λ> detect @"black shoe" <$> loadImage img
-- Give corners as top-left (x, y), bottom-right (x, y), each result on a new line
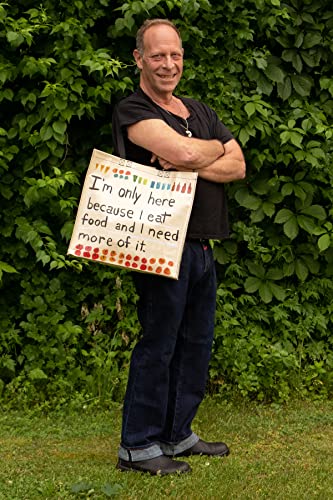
top-left (171, 439), bottom-right (230, 457)
top-left (116, 455), bottom-right (191, 475)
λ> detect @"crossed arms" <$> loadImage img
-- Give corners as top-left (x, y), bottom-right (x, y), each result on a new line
top-left (127, 118), bottom-right (246, 183)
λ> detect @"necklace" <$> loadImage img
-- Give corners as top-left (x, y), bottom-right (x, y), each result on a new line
top-left (157, 98), bottom-right (193, 137)
top-left (174, 98), bottom-right (192, 137)
top-left (180, 117), bottom-right (192, 137)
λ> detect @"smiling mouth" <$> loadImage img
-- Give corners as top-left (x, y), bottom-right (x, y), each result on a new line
top-left (158, 75), bottom-right (177, 81)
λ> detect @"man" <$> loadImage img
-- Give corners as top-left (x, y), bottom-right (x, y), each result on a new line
top-left (112, 19), bottom-right (246, 476)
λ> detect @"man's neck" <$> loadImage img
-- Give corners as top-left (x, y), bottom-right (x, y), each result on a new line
top-left (139, 84), bottom-right (174, 106)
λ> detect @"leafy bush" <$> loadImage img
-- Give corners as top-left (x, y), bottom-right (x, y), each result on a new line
top-left (0, 0), bottom-right (332, 406)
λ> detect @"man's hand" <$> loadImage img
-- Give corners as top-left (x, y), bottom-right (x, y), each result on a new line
top-left (151, 154), bottom-right (188, 171)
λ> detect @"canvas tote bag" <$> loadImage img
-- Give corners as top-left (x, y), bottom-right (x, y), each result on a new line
top-left (68, 149), bottom-right (197, 279)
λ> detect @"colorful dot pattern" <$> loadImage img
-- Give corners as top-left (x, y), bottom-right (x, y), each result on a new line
top-left (95, 163), bottom-right (193, 194)
top-left (74, 244), bottom-right (175, 277)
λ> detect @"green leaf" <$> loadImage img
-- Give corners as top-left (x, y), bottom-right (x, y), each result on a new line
top-left (282, 49), bottom-right (302, 72)
top-left (1, 357), bottom-right (16, 373)
top-left (235, 189), bottom-right (261, 210)
top-left (60, 221), bottom-right (74, 241)
top-left (238, 128), bottom-right (250, 145)
top-left (70, 481), bottom-right (94, 494)
top-left (295, 33), bottom-right (304, 48)
top-left (301, 205), bottom-right (326, 220)
top-left (52, 120), bottom-right (67, 135)
top-left (293, 185), bottom-right (307, 202)
top-left (295, 260), bottom-right (308, 281)
top-left (318, 234), bottom-right (331, 252)
top-left (281, 183), bottom-right (293, 196)
top-left (0, 261), bottom-right (18, 274)
top-left (101, 483), bottom-right (123, 496)
top-left (269, 282), bottom-right (286, 301)
top-left (275, 209), bottom-right (293, 224)
top-left (297, 215), bottom-right (316, 234)
top-left (247, 262), bottom-right (266, 278)
top-left (266, 267), bottom-right (284, 280)
top-left (6, 31), bottom-right (24, 46)
top-left (291, 75), bottom-right (313, 97)
top-left (301, 51), bottom-right (321, 68)
top-left (281, 130), bottom-right (304, 148)
top-left (37, 145), bottom-right (50, 162)
top-left (252, 179), bottom-right (271, 195)
top-left (262, 201), bottom-right (275, 217)
top-left (264, 64), bottom-right (285, 83)
top-left (283, 262), bottom-right (295, 277)
top-left (284, 217), bottom-right (299, 240)
top-left (256, 75), bottom-right (273, 95)
top-left (28, 368), bottom-right (48, 381)
top-left (40, 125), bottom-right (53, 142)
top-left (244, 276), bottom-right (261, 293)
top-left (1, 88), bottom-right (14, 101)
top-left (259, 283), bottom-right (272, 303)
top-left (54, 98), bottom-right (67, 111)
top-left (303, 32), bottom-right (322, 49)
top-left (277, 77), bottom-right (292, 100)
top-left (244, 102), bottom-right (256, 118)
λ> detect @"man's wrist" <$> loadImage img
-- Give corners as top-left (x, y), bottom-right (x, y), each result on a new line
top-left (219, 141), bottom-right (225, 156)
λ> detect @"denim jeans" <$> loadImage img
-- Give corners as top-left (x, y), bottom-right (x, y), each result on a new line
top-left (118, 240), bottom-right (217, 461)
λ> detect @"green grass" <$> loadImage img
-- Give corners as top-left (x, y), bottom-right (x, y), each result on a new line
top-left (1, 398), bottom-right (333, 499)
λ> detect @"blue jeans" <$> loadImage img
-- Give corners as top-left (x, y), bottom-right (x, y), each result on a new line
top-left (118, 240), bottom-right (217, 461)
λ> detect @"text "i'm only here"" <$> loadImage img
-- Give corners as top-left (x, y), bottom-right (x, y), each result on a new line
top-left (89, 174), bottom-right (142, 204)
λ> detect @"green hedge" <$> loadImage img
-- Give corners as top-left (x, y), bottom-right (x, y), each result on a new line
top-left (0, 0), bottom-right (332, 406)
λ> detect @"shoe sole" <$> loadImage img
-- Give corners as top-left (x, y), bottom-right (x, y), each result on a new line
top-left (116, 461), bottom-right (191, 476)
top-left (170, 449), bottom-right (230, 458)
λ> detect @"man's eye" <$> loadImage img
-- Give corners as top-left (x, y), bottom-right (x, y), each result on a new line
top-left (151, 55), bottom-right (162, 60)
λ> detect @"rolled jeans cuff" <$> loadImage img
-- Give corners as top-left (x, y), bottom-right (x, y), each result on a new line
top-left (159, 432), bottom-right (199, 456)
top-left (118, 443), bottom-right (163, 462)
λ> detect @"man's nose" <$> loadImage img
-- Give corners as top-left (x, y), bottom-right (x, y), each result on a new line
top-left (162, 56), bottom-right (174, 69)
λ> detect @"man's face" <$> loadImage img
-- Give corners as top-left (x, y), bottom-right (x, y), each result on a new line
top-left (134, 24), bottom-right (184, 97)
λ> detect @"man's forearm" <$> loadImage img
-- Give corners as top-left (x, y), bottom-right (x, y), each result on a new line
top-left (157, 138), bottom-right (246, 183)
top-left (197, 156), bottom-right (246, 183)
top-left (155, 138), bottom-right (224, 170)
top-left (178, 138), bottom-right (225, 169)
top-left (128, 119), bottom-right (225, 169)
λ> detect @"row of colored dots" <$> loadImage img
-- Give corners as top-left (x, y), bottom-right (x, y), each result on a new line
top-left (74, 245), bottom-right (174, 276)
top-left (95, 163), bottom-right (132, 178)
top-left (149, 181), bottom-right (192, 193)
top-left (94, 163), bottom-right (193, 195)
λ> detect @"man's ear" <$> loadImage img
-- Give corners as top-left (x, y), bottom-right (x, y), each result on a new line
top-left (133, 49), bottom-right (143, 70)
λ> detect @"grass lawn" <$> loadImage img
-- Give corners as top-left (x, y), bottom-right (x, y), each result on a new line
top-left (0, 398), bottom-right (333, 499)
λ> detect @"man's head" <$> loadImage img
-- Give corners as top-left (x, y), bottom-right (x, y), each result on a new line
top-left (133, 19), bottom-right (184, 100)
top-left (136, 19), bottom-right (182, 55)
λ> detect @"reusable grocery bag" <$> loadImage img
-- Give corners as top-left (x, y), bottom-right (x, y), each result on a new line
top-left (68, 149), bottom-right (197, 279)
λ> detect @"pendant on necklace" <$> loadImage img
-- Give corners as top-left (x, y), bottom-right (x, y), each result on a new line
top-left (186, 129), bottom-right (192, 137)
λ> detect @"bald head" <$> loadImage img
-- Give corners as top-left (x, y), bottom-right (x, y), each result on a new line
top-left (136, 19), bottom-right (182, 55)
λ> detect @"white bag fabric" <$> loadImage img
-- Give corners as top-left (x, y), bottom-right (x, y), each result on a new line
top-left (68, 149), bottom-right (197, 279)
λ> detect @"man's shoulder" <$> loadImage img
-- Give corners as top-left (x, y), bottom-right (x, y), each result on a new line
top-left (117, 88), bottom-right (150, 108)
top-left (113, 88), bottom-right (161, 127)
top-left (180, 95), bottom-right (214, 114)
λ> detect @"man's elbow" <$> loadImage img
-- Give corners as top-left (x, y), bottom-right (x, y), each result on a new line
top-left (238, 159), bottom-right (246, 180)
top-left (178, 143), bottom-right (215, 168)
top-left (169, 148), bottom-right (200, 168)
top-left (230, 158), bottom-right (246, 181)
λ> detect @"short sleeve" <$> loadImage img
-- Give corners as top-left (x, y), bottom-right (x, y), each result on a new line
top-left (114, 94), bottom-right (164, 128)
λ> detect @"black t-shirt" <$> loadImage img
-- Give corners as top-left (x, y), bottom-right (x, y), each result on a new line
top-left (112, 88), bottom-right (234, 239)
